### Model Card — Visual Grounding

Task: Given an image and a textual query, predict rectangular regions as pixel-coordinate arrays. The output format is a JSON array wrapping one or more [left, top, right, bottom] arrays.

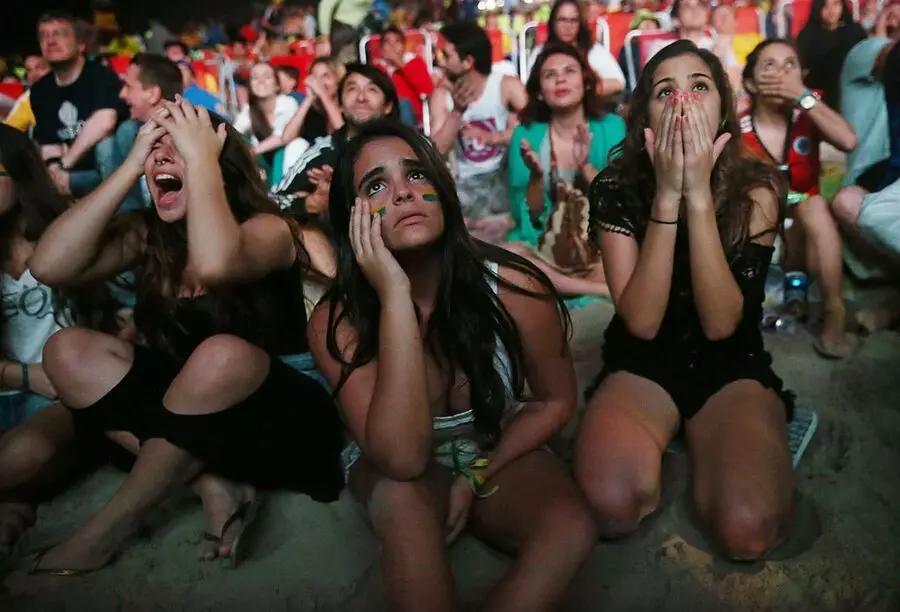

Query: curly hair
[[519, 43, 607, 125], [324, 120, 571, 448], [601, 40, 786, 251]]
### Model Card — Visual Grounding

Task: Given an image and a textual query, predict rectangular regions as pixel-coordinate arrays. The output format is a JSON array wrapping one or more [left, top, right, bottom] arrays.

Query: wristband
[[649, 216, 678, 225], [45, 157, 62, 168]]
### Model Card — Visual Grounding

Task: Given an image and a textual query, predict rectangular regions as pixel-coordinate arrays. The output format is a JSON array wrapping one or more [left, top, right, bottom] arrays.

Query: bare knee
[[709, 498, 789, 561], [796, 195, 838, 231], [0, 425, 61, 473], [532, 496, 599, 556], [576, 472, 658, 539], [173, 335, 269, 399], [832, 186, 866, 228], [43, 328, 129, 387], [368, 477, 442, 541]]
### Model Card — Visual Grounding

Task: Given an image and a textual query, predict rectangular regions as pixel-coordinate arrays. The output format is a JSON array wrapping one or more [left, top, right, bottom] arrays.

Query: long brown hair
[[0, 124, 118, 348], [133, 115, 312, 358], [248, 62, 277, 142], [519, 43, 606, 125], [602, 40, 785, 250]]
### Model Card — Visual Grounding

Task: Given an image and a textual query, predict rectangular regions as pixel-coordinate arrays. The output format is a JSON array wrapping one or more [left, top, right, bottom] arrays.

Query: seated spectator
[[710, 3, 756, 92], [117, 54, 184, 210], [430, 22, 528, 243], [234, 62, 307, 180], [4, 55, 50, 134], [25, 102, 344, 575], [374, 26, 435, 127], [741, 38, 857, 358], [31, 12, 127, 198], [839, 6, 899, 191], [619, 10, 663, 90], [577, 40, 796, 561], [280, 58, 344, 146], [272, 63, 400, 224], [646, 0, 741, 82], [833, 37, 900, 296], [177, 61, 226, 117], [308, 119, 597, 612], [506, 44, 625, 297], [0, 123, 121, 557], [796, 0, 866, 109], [526, 0, 626, 97], [274, 65, 305, 104], [164, 39, 190, 64]]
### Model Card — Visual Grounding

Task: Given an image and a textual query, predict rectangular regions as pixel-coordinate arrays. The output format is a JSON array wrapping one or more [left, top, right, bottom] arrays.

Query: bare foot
[[192, 474, 255, 561], [817, 304, 850, 358], [0, 502, 36, 560]]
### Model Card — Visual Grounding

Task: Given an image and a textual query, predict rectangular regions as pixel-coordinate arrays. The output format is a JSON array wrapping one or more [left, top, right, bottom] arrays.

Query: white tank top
[[1, 269, 64, 364], [454, 70, 509, 179]]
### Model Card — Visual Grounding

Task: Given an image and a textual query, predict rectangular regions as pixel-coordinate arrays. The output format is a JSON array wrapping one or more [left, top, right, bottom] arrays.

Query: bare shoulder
[[307, 299, 358, 362]]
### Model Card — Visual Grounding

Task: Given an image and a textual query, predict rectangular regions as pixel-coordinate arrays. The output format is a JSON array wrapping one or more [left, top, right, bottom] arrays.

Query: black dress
[[586, 176, 795, 421], [71, 265, 345, 502]]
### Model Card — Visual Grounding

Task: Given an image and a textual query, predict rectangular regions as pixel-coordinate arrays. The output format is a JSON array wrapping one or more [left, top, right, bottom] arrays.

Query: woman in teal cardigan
[[506, 43, 626, 297]]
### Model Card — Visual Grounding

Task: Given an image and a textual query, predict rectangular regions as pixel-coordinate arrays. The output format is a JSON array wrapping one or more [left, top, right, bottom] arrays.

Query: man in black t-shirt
[[31, 11, 127, 197]]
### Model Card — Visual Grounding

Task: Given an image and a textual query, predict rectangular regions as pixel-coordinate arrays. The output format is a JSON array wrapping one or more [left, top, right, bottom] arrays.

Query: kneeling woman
[[308, 121, 597, 612], [27, 99, 343, 575], [575, 41, 796, 560]]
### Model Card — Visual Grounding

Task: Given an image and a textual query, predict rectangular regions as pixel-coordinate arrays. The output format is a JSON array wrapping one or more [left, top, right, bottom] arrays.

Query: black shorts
[[70, 345, 344, 502], [586, 349, 795, 422]]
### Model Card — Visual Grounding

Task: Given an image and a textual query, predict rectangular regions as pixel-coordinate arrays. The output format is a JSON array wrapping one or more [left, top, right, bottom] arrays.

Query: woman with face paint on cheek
[[309, 120, 597, 612]]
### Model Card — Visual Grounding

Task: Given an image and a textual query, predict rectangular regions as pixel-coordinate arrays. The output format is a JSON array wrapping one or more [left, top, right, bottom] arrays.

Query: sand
[[2, 300, 899, 612]]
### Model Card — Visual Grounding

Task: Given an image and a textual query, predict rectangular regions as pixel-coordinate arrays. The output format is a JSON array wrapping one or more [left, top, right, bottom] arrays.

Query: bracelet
[[21, 362, 29, 392], [649, 216, 678, 225], [459, 457, 500, 499]]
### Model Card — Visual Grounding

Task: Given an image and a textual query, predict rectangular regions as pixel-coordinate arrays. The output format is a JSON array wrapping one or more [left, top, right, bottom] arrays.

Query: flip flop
[[202, 496, 263, 569], [26, 546, 112, 577]]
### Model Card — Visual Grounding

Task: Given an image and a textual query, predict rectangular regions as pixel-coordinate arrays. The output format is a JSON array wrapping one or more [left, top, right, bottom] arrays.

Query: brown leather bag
[[535, 140, 596, 274]]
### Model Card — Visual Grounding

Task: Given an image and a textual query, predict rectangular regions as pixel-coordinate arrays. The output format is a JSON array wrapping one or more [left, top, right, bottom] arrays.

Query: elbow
[[28, 258, 65, 287], [622, 317, 662, 341], [700, 317, 740, 342], [839, 133, 858, 153], [195, 263, 232, 287]]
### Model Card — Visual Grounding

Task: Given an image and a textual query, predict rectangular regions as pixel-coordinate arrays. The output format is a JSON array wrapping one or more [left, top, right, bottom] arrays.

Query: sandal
[[26, 547, 113, 577], [201, 496, 263, 569]]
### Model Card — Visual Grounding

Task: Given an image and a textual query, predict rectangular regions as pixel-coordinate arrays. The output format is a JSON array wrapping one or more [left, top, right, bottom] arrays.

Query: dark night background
[[0, 0, 317, 55]]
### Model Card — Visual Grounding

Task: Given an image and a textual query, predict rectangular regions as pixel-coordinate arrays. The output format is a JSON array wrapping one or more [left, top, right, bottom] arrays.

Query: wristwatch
[[796, 89, 819, 111]]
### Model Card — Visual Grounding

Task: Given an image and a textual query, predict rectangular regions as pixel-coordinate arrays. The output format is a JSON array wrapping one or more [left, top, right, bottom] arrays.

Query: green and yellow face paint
[[421, 187, 439, 204], [371, 202, 387, 217]]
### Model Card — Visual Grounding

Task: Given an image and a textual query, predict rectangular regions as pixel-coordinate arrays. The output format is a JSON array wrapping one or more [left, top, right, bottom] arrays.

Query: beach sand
[[2, 300, 899, 612]]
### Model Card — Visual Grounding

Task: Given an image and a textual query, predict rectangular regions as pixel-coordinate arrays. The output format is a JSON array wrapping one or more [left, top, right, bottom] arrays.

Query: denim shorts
[[0, 392, 54, 432]]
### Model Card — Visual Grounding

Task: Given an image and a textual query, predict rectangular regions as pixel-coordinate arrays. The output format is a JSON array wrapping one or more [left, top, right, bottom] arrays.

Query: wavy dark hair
[[133, 113, 312, 358], [248, 62, 278, 142], [520, 43, 606, 125], [546, 0, 592, 52], [324, 120, 571, 447], [0, 124, 117, 353], [603, 40, 786, 250]]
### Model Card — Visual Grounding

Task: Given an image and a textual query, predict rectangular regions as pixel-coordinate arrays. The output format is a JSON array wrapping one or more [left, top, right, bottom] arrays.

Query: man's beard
[[343, 108, 383, 127], [49, 55, 79, 72]]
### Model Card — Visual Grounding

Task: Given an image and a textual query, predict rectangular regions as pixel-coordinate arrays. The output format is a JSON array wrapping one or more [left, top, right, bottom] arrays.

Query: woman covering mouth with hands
[[17, 97, 343, 582], [576, 41, 797, 562]]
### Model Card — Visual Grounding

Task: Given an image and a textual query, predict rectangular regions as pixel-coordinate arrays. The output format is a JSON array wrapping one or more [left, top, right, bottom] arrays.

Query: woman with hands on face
[[281, 58, 345, 146], [20, 97, 343, 581], [308, 120, 597, 612], [741, 38, 857, 358], [576, 41, 798, 562]]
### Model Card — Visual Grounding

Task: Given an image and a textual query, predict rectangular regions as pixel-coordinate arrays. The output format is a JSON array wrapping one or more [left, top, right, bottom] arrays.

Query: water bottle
[[783, 271, 809, 321]]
